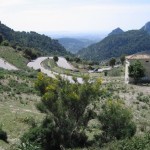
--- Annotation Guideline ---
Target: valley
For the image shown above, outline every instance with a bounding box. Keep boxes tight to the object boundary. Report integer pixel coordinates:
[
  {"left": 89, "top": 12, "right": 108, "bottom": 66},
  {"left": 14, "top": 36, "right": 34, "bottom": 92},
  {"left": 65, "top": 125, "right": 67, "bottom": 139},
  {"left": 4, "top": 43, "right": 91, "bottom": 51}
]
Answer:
[{"left": 0, "top": 20, "right": 150, "bottom": 150}]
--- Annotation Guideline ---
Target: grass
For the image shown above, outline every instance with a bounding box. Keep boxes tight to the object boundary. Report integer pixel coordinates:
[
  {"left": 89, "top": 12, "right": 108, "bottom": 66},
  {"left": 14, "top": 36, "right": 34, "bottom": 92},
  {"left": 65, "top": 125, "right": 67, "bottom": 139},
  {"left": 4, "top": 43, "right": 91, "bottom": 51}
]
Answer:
[
  {"left": 0, "top": 51, "right": 150, "bottom": 149},
  {"left": 0, "top": 46, "right": 28, "bottom": 70},
  {"left": 1, "top": 70, "right": 150, "bottom": 149},
  {"left": 0, "top": 69, "right": 44, "bottom": 150},
  {"left": 94, "top": 76, "right": 150, "bottom": 136},
  {"left": 42, "top": 58, "right": 104, "bottom": 79}
]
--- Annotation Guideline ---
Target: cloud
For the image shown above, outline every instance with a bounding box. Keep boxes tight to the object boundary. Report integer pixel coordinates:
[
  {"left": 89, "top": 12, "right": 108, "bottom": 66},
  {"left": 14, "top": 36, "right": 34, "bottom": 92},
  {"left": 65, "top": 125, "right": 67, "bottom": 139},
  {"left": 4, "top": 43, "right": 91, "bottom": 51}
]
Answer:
[{"left": 0, "top": 0, "right": 150, "bottom": 32}]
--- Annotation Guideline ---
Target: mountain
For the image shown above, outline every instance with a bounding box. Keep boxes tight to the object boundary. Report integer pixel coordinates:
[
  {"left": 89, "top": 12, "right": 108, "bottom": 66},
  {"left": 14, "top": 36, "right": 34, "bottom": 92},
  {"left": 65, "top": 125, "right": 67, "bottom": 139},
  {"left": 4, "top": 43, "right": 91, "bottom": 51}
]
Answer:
[
  {"left": 108, "top": 27, "right": 124, "bottom": 36},
  {"left": 0, "top": 21, "right": 67, "bottom": 55},
  {"left": 78, "top": 23, "right": 150, "bottom": 61},
  {"left": 141, "top": 22, "right": 150, "bottom": 33},
  {"left": 58, "top": 38, "right": 95, "bottom": 54}
]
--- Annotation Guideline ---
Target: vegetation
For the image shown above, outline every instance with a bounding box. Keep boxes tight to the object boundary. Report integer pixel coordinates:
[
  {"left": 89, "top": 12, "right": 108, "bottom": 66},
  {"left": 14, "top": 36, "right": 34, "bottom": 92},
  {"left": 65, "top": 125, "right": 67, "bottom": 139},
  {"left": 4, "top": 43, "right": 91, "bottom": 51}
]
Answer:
[
  {"left": 109, "top": 58, "right": 116, "bottom": 67},
  {"left": 0, "top": 22, "right": 150, "bottom": 150},
  {"left": 107, "top": 133, "right": 150, "bottom": 150},
  {"left": 0, "top": 22, "right": 68, "bottom": 55},
  {"left": 129, "top": 60, "right": 145, "bottom": 83},
  {"left": 16, "top": 73, "right": 138, "bottom": 150},
  {"left": 0, "top": 46, "right": 28, "bottom": 69},
  {"left": 58, "top": 38, "right": 95, "bottom": 54},
  {"left": 23, "top": 48, "right": 42, "bottom": 60},
  {"left": 120, "top": 55, "right": 125, "bottom": 65},
  {"left": 99, "top": 100, "right": 136, "bottom": 143},
  {"left": 0, "top": 125, "right": 8, "bottom": 143},
  {"left": 20, "top": 73, "right": 102, "bottom": 149},
  {"left": 53, "top": 56, "right": 58, "bottom": 62},
  {"left": 42, "top": 58, "right": 102, "bottom": 79},
  {"left": 0, "top": 68, "right": 44, "bottom": 150},
  {"left": 0, "top": 34, "right": 3, "bottom": 43},
  {"left": 1, "top": 63, "right": 150, "bottom": 150},
  {"left": 78, "top": 30, "right": 150, "bottom": 61}
]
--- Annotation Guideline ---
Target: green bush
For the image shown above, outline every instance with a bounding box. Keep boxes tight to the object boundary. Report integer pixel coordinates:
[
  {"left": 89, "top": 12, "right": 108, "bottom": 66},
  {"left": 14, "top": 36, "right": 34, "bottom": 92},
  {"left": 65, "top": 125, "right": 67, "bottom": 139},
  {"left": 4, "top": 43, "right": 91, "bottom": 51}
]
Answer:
[
  {"left": 22, "top": 73, "right": 102, "bottom": 149},
  {"left": 53, "top": 56, "right": 58, "bottom": 62},
  {"left": 16, "top": 140, "right": 41, "bottom": 150},
  {"left": 99, "top": 100, "right": 136, "bottom": 143},
  {"left": 129, "top": 60, "right": 145, "bottom": 83},
  {"left": 137, "top": 94, "right": 150, "bottom": 103},
  {"left": 1, "top": 40, "right": 9, "bottom": 46},
  {"left": 0, "top": 128, "right": 8, "bottom": 142},
  {"left": 109, "top": 133, "right": 150, "bottom": 150}
]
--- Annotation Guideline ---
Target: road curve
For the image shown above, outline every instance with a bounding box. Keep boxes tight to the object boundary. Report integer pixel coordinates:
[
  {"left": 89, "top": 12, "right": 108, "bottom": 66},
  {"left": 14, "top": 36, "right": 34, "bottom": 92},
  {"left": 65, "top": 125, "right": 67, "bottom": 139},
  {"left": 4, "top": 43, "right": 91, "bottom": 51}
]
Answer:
[
  {"left": 0, "top": 58, "right": 18, "bottom": 70},
  {"left": 27, "top": 57, "right": 83, "bottom": 83},
  {"left": 57, "top": 57, "right": 75, "bottom": 70}
]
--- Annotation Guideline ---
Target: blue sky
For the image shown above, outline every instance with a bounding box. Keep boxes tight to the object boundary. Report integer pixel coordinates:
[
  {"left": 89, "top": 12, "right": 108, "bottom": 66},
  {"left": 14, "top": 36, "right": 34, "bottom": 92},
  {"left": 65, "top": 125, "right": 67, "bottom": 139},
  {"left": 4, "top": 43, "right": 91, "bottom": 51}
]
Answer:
[{"left": 0, "top": 0, "right": 150, "bottom": 33}]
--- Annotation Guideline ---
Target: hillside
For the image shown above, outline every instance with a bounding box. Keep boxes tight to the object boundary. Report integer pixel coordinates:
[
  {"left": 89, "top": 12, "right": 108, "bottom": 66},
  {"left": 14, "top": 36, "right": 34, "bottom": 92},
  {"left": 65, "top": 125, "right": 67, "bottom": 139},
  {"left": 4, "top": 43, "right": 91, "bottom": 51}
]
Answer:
[
  {"left": 58, "top": 38, "right": 95, "bottom": 53},
  {"left": 0, "top": 46, "right": 28, "bottom": 69},
  {"left": 141, "top": 21, "right": 150, "bottom": 33},
  {"left": 0, "top": 21, "right": 68, "bottom": 55},
  {"left": 0, "top": 45, "right": 150, "bottom": 150},
  {"left": 108, "top": 27, "right": 124, "bottom": 36},
  {"left": 78, "top": 23, "right": 150, "bottom": 61},
  {"left": 0, "top": 46, "right": 45, "bottom": 149}
]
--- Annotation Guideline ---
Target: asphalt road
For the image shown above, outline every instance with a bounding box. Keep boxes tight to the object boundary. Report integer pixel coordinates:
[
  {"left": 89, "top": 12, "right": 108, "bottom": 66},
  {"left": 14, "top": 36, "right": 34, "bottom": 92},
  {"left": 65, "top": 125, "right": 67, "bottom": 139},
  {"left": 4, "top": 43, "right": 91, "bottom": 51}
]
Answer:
[
  {"left": 27, "top": 57, "right": 83, "bottom": 83},
  {"left": 0, "top": 58, "right": 18, "bottom": 70}
]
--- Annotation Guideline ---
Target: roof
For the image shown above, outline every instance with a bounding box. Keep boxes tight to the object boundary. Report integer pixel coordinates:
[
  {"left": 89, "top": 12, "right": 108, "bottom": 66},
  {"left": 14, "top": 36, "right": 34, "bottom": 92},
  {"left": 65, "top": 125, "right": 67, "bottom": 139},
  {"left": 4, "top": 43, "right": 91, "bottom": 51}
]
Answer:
[{"left": 126, "top": 51, "right": 150, "bottom": 60}]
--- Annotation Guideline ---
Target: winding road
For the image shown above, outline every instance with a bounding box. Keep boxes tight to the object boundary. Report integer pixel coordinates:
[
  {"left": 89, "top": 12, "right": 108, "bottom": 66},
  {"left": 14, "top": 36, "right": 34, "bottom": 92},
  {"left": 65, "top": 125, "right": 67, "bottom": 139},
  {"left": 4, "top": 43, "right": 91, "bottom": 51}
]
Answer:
[
  {"left": 0, "top": 58, "right": 18, "bottom": 70},
  {"left": 27, "top": 57, "right": 83, "bottom": 83},
  {"left": 56, "top": 57, "right": 75, "bottom": 70}
]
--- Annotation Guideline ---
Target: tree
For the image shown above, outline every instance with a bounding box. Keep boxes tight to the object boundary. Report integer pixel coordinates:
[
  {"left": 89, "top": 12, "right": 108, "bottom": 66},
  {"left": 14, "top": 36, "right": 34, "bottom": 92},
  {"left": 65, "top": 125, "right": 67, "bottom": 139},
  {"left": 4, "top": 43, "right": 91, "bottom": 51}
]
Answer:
[
  {"left": 65, "top": 56, "right": 70, "bottom": 61},
  {"left": 53, "top": 56, "right": 58, "bottom": 62},
  {"left": 1, "top": 40, "right": 9, "bottom": 46},
  {"left": 109, "top": 58, "right": 116, "bottom": 67},
  {"left": 99, "top": 100, "right": 136, "bottom": 143},
  {"left": 23, "top": 73, "right": 102, "bottom": 150},
  {"left": 120, "top": 55, "right": 125, "bottom": 65},
  {"left": 0, "top": 34, "right": 3, "bottom": 44},
  {"left": 74, "top": 57, "right": 81, "bottom": 63},
  {"left": 24, "top": 49, "right": 38, "bottom": 60},
  {"left": 128, "top": 60, "right": 145, "bottom": 83}
]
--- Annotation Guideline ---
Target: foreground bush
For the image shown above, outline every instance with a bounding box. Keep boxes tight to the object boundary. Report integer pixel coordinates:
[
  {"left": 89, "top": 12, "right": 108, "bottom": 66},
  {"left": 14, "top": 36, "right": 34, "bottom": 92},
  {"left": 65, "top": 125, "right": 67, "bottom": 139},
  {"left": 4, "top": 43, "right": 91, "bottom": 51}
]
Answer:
[
  {"left": 21, "top": 73, "right": 102, "bottom": 150},
  {"left": 108, "top": 133, "right": 150, "bottom": 150},
  {"left": 99, "top": 100, "right": 136, "bottom": 143},
  {"left": 0, "top": 128, "right": 8, "bottom": 142}
]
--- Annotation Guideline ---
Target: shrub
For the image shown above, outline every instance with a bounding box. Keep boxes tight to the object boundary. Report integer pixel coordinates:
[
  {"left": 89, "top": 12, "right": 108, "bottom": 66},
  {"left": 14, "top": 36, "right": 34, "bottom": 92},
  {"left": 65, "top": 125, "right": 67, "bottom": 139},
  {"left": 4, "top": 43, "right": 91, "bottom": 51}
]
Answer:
[
  {"left": 129, "top": 60, "right": 145, "bottom": 83},
  {"left": 16, "top": 140, "right": 41, "bottom": 150},
  {"left": 23, "top": 73, "right": 102, "bottom": 149},
  {"left": 109, "top": 58, "right": 116, "bottom": 67},
  {"left": 99, "top": 100, "right": 136, "bottom": 143},
  {"left": 109, "top": 133, "right": 150, "bottom": 150},
  {"left": 53, "top": 56, "right": 58, "bottom": 62},
  {"left": 1, "top": 40, "right": 9, "bottom": 46},
  {"left": 0, "top": 127, "right": 8, "bottom": 142},
  {"left": 0, "top": 34, "right": 3, "bottom": 44}
]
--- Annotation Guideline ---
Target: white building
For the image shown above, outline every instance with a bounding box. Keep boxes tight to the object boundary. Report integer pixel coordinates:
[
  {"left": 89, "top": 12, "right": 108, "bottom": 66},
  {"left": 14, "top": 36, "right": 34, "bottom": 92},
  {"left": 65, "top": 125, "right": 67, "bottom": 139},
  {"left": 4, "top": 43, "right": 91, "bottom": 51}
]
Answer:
[{"left": 125, "top": 52, "right": 150, "bottom": 83}]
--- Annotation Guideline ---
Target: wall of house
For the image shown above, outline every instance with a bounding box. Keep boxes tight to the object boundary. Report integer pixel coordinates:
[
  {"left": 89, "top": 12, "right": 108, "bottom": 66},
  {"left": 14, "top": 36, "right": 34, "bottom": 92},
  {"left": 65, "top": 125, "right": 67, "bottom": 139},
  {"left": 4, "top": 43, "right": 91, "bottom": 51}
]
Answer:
[{"left": 125, "top": 59, "right": 130, "bottom": 83}]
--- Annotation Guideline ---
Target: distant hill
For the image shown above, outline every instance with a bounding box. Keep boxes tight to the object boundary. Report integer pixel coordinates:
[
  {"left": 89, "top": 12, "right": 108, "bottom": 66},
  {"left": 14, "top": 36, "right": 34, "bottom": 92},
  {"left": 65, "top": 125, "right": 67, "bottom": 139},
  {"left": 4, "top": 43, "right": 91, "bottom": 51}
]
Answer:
[
  {"left": 78, "top": 22, "right": 150, "bottom": 61},
  {"left": 141, "top": 22, "right": 150, "bottom": 34},
  {"left": 0, "top": 21, "right": 68, "bottom": 55},
  {"left": 108, "top": 27, "right": 124, "bottom": 36},
  {"left": 58, "top": 38, "right": 96, "bottom": 54}
]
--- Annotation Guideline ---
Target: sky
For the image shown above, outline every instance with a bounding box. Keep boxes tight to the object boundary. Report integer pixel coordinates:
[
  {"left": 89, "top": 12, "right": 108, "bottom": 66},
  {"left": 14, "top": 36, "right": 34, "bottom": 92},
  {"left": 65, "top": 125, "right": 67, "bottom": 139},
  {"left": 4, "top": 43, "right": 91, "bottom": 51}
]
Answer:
[{"left": 0, "top": 0, "right": 150, "bottom": 34}]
